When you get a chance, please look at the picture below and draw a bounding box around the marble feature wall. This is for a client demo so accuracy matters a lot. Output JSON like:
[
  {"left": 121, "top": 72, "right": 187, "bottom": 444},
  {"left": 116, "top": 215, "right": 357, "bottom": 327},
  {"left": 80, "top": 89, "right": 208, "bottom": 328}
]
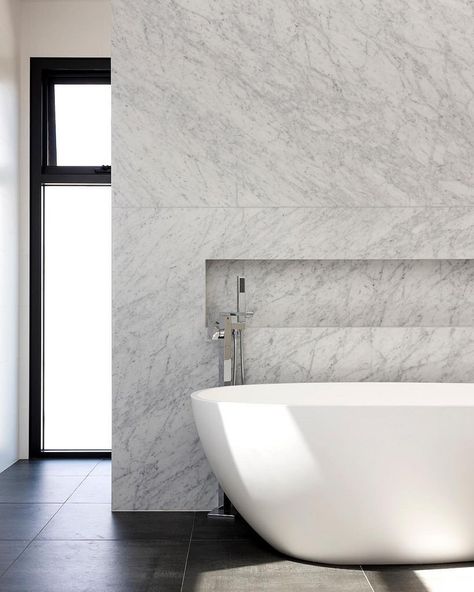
[{"left": 112, "top": 0, "right": 474, "bottom": 510}]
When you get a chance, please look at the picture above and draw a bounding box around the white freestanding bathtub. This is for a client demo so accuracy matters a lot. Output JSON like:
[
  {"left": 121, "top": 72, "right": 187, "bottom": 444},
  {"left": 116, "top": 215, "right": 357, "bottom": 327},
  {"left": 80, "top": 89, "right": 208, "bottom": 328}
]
[{"left": 191, "top": 382, "right": 474, "bottom": 565}]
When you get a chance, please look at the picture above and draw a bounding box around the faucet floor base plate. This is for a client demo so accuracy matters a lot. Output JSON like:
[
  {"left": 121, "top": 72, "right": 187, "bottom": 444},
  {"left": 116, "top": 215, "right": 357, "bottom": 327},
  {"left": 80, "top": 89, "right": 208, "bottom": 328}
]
[{"left": 207, "top": 505, "right": 235, "bottom": 520}]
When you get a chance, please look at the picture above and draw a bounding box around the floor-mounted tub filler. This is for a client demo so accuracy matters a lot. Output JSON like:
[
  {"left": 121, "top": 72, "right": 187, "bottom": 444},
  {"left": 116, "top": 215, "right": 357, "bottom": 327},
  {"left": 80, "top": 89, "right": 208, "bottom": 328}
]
[{"left": 191, "top": 382, "right": 474, "bottom": 565}]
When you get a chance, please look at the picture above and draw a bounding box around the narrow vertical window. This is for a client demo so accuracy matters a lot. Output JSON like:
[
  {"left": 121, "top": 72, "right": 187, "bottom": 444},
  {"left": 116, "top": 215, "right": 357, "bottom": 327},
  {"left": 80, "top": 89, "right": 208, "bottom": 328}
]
[{"left": 30, "top": 59, "right": 111, "bottom": 457}]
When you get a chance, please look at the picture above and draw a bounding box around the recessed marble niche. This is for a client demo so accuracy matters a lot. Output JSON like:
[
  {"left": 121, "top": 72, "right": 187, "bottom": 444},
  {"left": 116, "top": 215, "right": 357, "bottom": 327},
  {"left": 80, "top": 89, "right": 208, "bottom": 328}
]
[
  {"left": 206, "top": 259, "right": 474, "bottom": 328},
  {"left": 206, "top": 259, "right": 474, "bottom": 384}
]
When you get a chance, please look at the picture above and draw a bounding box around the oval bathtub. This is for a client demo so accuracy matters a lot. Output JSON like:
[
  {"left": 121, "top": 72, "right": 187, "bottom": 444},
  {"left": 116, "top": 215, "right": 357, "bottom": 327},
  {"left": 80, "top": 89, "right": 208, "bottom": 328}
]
[{"left": 191, "top": 382, "right": 474, "bottom": 565}]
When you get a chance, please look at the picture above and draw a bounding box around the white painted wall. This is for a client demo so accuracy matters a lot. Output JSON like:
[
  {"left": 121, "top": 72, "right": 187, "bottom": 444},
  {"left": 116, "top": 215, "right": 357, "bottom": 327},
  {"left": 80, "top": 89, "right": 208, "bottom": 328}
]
[
  {"left": 18, "top": 0, "right": 111, "bottom": 457},
  {"left": 0, "top": 0, "right": 20, "bottom": 472}
]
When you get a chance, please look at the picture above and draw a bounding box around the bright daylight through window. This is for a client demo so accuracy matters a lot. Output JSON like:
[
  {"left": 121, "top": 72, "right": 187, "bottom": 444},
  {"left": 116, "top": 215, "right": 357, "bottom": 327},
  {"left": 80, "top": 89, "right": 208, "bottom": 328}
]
[
  {"left": 43, "top": 186, "right": 111, "bottom": 450},
  {"left": 30, "top": 59, "right": 112, "bottom": 453}
]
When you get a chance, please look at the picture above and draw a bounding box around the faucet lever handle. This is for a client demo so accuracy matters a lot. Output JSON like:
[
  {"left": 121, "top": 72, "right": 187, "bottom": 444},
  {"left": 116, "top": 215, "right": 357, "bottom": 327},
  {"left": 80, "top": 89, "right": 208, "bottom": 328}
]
[{"left": 211, "top": 328, "right": 225, "bottom": 340}]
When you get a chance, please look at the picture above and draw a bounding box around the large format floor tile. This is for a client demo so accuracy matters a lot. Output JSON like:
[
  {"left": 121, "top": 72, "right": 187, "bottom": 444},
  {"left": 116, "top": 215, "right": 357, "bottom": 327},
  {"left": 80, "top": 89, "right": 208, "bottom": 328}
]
[
  {"left": 0, "top": 475, "right": 84, "bottom": 503},
  {"left": 182, "top": 540, "right": 372, "bottom": 592},
  {"left": 4, "top": 460, "right": 474, "bottom": 592},
  {"left": 0, "top": 460, "right": 100, "bottom": 479},
  {"left": 0, "top": 541, "right": 29, "bottom": 575},
  {"left": 365, "top": 564, "right": 474, "bottom": 592},
  {"left": 67, "top": 475, "right": 111, "bottom": 503},
  {"left": 0, "top": 504, "right": 60, "bottom": 540},
  {"left": 0, "top": 540, "right": 188, "bottom": 592},
  {"left": 39, "top": 504, "right": 194, "bottom": 540}
]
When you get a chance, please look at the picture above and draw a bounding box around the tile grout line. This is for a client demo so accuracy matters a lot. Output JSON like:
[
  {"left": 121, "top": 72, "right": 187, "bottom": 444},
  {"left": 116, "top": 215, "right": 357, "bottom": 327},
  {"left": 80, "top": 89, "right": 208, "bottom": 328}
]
[
  {"left": 52, "top": 460, "right": 103, "bottom": 507},
  {"left": 1, "top": 537, "right": 198, "bottom": 542},
  {"left": 0, "top": 460, "right": 102, "bottom": 579},
  {"left": 179, "top": 512, "right": 196, "bottom": 592},
  {"left": 361, "top": 566, "right": 376, "bottom": 592}
]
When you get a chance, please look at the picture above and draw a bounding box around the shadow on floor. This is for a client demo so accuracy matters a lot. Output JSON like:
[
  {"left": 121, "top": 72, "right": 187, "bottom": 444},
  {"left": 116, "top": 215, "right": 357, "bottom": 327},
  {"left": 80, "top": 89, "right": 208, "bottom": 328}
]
[
  {"left": 366, "top": 568, "right": 430, "bottom": 592},
  {"left": 184, "top": 516, "right": 372, "bottom": 592}
]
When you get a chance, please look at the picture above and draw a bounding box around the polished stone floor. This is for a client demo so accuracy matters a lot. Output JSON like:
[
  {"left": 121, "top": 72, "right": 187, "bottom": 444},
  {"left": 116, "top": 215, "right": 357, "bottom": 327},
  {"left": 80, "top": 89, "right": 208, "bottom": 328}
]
[{"left": 0, "top": 459, "right": 473, "bottom": 591}]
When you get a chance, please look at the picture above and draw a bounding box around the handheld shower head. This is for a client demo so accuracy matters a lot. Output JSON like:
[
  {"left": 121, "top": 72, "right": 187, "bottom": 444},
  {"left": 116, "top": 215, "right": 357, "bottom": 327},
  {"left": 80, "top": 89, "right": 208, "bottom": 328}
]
[{"left": 237, "top": 275, "right": 246, "bottom": 318}]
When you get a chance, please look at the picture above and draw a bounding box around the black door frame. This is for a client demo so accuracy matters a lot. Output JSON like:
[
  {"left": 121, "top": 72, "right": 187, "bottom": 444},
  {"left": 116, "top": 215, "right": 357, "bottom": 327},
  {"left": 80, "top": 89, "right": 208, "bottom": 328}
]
[{"left": 29, "top": 57, "right": 112, "bottom": 459}]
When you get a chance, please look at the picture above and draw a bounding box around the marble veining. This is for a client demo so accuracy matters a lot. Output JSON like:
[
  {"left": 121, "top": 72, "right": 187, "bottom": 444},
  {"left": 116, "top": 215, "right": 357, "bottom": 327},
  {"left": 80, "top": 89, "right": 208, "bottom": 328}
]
[
  {"left": 112, "top": 207, "right": 474, "bottom": 510},
  {"left": 244, "top": 327, "right": 474, "bottom": 384},
  {"left": 112, "top": 0, "right": 474, "bottom": 510},
  {"left": 207, "top": 259, "right": 474, "bottom": 327},
  {"left": 113, "top": 0, "right": 474, "bottom": 208}
]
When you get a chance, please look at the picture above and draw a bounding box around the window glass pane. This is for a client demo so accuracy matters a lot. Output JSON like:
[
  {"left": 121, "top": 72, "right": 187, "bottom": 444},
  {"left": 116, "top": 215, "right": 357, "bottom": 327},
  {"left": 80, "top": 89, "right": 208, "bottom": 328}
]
[
  {"left": 43, "top": 185, "right": 111, "bottom": 450},
  {"left": 54, "top": 84, "right": 111, "bottom": 166}
]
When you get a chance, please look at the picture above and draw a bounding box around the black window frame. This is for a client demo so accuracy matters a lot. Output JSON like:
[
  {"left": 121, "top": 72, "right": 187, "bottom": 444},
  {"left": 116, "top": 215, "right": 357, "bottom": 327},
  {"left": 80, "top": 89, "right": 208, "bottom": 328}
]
[{"left": 29, "top": 57, "right": 111, "bottom": 459}]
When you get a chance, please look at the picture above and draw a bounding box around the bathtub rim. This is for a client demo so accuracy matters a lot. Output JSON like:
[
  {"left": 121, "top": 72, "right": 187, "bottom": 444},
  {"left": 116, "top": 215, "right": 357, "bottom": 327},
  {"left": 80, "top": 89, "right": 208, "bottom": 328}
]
[{"left": 191, "top": 381, "right": 474, "bottom": 406}]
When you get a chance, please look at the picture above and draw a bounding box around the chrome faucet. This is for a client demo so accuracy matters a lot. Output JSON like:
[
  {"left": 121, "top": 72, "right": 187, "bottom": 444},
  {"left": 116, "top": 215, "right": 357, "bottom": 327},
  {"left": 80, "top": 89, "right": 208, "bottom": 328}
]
[
  {"left": 211, "top": 276, "right": 253, "bottom": 386},
  {"left": 209, "top": 276, "right": 253, "bottom": 519}
]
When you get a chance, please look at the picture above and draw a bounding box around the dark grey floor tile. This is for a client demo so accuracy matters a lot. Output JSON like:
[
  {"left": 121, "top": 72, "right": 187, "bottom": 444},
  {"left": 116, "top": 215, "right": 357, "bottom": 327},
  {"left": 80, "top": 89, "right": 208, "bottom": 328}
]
[
  {"left": 0, "top": 475, "right": 84, "bottom": 503},
  {"left": 193, "top": 511, "right": 259, "bottom": 541},
  {"left": 89, "top": 460, "right": 111, "bottom": 476},
  {"left": 67, "top": 475, "right": 111, "bottom": 503},
  {"left": 39, "top": 504, "right": 194, "bottom": 540},
  {"left": 0, "top": 460, "right": 100, "bottom": 478},
  {"left": 182, "top": 540, "right": 371, "bottom": 592},
  {"left": 0, "top": 504, "right": 61, "bottom": 540},
  {"left": 365, "top": 563, "right": 474, "bottom": 592},
  {"left": 0, "top": 540, "right": 187, "bottom": 592},
  {"left": 0, "top": 541, "right": 29, "bottom": 575}
]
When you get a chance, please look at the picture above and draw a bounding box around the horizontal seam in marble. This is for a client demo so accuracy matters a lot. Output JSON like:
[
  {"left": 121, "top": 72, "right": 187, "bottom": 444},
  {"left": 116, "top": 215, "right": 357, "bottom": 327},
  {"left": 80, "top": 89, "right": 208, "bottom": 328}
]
[
  {"left": 239, "top": 325, "right": 474, "bottom": 329},
  {"left": 111, "top": 205, "right": 474, "bottom": 210}
]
